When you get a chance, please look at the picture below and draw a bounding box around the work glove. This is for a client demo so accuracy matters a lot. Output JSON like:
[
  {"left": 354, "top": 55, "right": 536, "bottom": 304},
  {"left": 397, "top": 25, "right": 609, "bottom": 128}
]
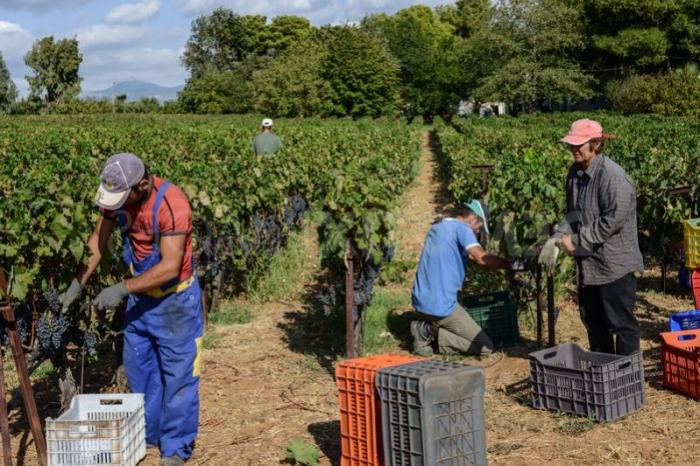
[
  {"left": 59, "top": 278, "right": 83, "bottom": 312},
  {"left": 538, "top": 238, "right": 560, "bottom": 274},
  {"left": 92, "top": 282, "right": 129, "bottom": 311}
]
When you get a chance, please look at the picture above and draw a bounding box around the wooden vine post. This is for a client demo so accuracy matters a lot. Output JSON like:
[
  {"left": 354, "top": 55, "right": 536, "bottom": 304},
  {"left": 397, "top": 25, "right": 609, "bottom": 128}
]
[
  {"left": 344, "top": 241, "right": 357, "bottom": 359},
  {"left": 0, "top": 268, "right": 48, "bottom": 466}
]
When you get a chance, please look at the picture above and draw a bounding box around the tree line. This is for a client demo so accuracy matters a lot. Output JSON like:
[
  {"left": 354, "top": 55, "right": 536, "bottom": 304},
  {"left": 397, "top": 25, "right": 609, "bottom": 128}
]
[{"left": 3, "top": 0, "right": 700, "bottom": 117}]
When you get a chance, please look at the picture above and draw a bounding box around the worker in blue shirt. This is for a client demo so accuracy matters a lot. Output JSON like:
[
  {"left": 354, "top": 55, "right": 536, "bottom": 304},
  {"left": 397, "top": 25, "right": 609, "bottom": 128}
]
[{"left": 411, "top": 200, "right": 510, "bottom": 356}]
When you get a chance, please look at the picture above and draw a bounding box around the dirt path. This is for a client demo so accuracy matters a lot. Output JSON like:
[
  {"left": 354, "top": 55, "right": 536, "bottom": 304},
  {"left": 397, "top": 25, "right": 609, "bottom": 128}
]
[{"left": 394, "top": 131, "right": 453, "bottom": 263}]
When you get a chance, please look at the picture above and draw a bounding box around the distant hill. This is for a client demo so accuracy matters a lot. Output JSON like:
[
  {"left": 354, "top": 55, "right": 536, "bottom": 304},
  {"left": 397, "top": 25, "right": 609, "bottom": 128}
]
[{"left": 84, "top": 81, "right": 184, "bottom": 102}]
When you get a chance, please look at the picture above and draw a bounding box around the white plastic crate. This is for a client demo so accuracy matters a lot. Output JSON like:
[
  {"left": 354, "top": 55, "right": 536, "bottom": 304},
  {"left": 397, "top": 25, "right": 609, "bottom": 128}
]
[{"left": 46, "top": 393, "right": 146, "bottom": 466}]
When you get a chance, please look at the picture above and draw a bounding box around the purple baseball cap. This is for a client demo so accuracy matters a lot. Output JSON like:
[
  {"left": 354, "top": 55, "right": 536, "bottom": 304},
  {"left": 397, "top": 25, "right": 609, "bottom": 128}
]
[{"left": 94, "top": 153, "right": 145, "bottom": 210}]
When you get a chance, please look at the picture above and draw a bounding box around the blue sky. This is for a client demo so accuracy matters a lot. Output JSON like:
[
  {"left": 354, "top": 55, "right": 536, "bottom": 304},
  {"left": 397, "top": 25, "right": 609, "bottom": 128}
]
[{"left": 0, "top": 0, "right": 448, "bottom": 96}]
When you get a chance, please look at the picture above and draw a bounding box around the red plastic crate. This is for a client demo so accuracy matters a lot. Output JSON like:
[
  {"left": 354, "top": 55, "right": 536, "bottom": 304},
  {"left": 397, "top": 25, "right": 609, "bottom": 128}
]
[
  {"left": 692, "top": 270, "right": 700, "bottom": 309},
  {"left": 335, "top": 354, "right": 424, "bottom": 466},
  {"left": 661, "top": 329, "right": 700, "bottom": 400}
]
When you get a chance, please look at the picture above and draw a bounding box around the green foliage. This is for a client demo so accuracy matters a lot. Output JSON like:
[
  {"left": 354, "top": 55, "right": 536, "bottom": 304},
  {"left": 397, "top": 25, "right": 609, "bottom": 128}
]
[
  {"left": 593, "top": 27, "right": 670, "bottom": 67},
  {"left": 0, "top": 115, "right": 420, "bottom": 299},
  {"left": 583, "top": 0, "right": 700, "bottom": 71},
  {"left": 267, "top": 15, "right": 313, "bottom": 53},
  {"left": 253, "top": 38, "right": 334, "bottom": 117},
  {"left": 0, "top": 52, "right": 17, "bottom": 113},
  {"left": 284, "top": 438, "right": 320, "bottom": 466},
  {"left": 183, "top": 8, "right": 258, "bottom": 77},
  {"left": 473, "top": 0, "right": 593, "bottom": 110},
  {"left": 364, "top": 6, "right": 462, "bottom": 118},
  {"left": 24, "top": 36, "right": 82, "bottom": 104},
  {"left": 178, "top": 65, "right": 256, "bottom": 114},
  {"left": 607, "top": 68, "right": 700, "bottom": 117},
  {"left": 435, "top": 112, "right": 700, "bottom": 266},
  {"left": 436, "top": 0, "right": 492, "bottom": 38},
  {"left": 320, "top": 26, "right": 401, "bottom": 117}
]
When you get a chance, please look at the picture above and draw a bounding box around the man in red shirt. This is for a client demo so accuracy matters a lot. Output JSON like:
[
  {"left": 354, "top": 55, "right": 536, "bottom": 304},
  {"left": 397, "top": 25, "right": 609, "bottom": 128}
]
[{"left": 60, "top": 153, "right": 203, "bottom": 466}]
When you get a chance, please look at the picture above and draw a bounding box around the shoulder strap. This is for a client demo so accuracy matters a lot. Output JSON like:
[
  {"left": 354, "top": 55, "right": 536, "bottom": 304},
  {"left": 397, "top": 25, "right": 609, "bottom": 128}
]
[{"left": 151, "top": 181, "right": 172, "bottom": 243}]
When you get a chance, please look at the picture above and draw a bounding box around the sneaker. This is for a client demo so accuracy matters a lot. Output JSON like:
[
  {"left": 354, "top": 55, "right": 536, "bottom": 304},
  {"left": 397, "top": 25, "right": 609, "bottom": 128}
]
[
  {"left": 411, "top": 320, "right": 436, "bottom": 356},
  {"left": 160, "top": 456, "right": 185, "bottom": 466}
]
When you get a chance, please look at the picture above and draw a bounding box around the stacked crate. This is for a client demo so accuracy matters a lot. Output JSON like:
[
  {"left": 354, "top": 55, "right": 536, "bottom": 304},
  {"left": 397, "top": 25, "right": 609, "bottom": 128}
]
[
  {"left": 335, "top": 354, "right": 424, "bottom": 466},
  {"left": 660, "top": 329, "right": 700, "bottom": 400},
  {"left": 684, "top": 219, "right": 700, "bottom": 308},
  {"left": 376, "top": 359, "right": 486, "bottom": 466}
]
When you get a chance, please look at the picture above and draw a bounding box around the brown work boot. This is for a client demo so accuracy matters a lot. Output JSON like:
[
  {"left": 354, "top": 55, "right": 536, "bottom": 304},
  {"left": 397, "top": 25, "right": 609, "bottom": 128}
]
[{"left": 411, "top": 320, "right": 436, "bottom": 356}]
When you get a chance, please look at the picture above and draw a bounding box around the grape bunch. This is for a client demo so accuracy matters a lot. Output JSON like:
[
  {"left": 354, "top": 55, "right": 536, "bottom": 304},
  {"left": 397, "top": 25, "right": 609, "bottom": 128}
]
[
  {"left": 35, "top": 289, "right": 72, "bottom": 356},
  {"left": 284, "top": 194, "right": 308, "bottom": 228},
  {"left": 83, "top": 330, "right": 97, "bottom": 357},
  {"left": 316, "top": 243, "right": 396, "bottom": 320}
]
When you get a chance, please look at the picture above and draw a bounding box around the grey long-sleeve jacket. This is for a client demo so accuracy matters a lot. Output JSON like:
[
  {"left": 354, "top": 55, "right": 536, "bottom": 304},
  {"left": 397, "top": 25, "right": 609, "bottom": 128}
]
[{"left": 553, "top": 154, "right": 644, "bottom": 286}]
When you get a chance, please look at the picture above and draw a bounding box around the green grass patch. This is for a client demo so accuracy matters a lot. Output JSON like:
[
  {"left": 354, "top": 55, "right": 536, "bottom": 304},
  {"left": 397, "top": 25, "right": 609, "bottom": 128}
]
[
  {"left": 362, "top": 289, "right": 412, "bottom": 355},
  {"left": 209, "top": 300, "right": 253, "bottom": 326},
  {"left": 553, "top": 412, "right": 596, "bottom": 436},
  {"left": 249, "top": 228, "right": 315, "bottom": 303},
  {"left": 32, "top": 360, "right": 54, "bottom": 379},
  {"left": 379, "top": 258, "right": 416, "bottom": 285},
  {"left": 201, "top": 332, "right": 222, "bottom": 350}
]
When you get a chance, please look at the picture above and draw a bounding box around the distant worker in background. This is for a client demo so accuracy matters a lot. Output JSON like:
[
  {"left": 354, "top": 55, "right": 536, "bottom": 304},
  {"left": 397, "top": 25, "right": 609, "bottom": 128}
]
[
  {"left": 410, "top": 200, "right": 511, "bottom": 357},
  {"left": 253, "top": 118, "right": 283, "bottom": 156}
]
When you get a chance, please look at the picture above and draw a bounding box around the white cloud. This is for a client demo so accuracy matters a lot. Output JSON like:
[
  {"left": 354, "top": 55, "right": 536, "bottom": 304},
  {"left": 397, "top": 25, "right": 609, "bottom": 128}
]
[
  {"left": 107, "top": 0, "right": 161, "bottom": 25},
  {"left": 76, "top": 24, "right": 146, "bottom": 50},
  {"left": 178, "top": 0, "right": 446, "bottom": 24},
  {"left": 0, "top": 20, "right": 26, "bottom": 35},
  {"left": 0, "top": 20, "right": 33, "bottom": 61},
  {"left": 0, "top": 0, "right": 92, "bottom": 11}
]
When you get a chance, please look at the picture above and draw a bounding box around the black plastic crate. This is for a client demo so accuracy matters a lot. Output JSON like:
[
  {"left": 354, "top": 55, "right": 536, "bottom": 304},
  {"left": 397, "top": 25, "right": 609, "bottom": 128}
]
[
  {"left": 529, "top": 343, "right": 645, "bottom": 422},
  {"left": 375, "top": 359, "right": 486, "bottom": 466},
  {"left": 461, "top": 291, "right": 519, "bottom": 348}
]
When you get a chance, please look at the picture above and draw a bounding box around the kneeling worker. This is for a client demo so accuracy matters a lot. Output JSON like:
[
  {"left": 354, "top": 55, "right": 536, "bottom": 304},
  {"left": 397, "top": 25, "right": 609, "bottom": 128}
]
[
  {"left": 411, "top": 200, "right": 509, "bottom": 356},
  {"left": 59, "top": 153, "right": 203, "bottom": 466}
]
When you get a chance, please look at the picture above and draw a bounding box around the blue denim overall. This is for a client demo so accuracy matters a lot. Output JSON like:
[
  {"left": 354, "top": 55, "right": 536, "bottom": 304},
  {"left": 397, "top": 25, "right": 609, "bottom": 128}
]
[{"left": 117, "top": 182, "right": 203, "bottom": 460}]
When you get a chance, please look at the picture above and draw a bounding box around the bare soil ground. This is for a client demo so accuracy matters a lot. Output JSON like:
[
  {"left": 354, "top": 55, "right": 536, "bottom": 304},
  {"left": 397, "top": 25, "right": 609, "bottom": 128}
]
[{"left": 5, "top": 130, "right": 698, "bottom": 465}]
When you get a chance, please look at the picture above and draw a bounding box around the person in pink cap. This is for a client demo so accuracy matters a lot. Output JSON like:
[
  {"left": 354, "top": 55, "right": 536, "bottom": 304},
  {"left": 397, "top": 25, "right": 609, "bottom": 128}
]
[{"left": 538, "top": 119, "right": 644, "bottom": 355}]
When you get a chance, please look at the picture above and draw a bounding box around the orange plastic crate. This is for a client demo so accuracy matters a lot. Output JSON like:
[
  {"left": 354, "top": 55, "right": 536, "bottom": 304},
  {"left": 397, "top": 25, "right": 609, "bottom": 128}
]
[
  {"left": 661, "top": 329, "right": 700, "bottom": 400},
  {"left": 335, "top": 354, "right": 424, "bottom": 466}
]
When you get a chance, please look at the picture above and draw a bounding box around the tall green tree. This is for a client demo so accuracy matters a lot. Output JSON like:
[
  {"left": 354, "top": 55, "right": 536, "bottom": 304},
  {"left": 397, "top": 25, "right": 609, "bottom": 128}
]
[
  {"left": 178, "top": 59, "right": 258, "bottom": 114},
  {"left": 0, "top": 51, "right": 18, "bottom": 113},
  {"left": 320, "top": 26, "right": 401, "bottom": 117},
  {"left": 182, "top": 8, "right": 257, "bottom": 77},
  {"left": 473, "top": 0, "right": 593, "bottom": 111},
  {"left": 24, "top": 37, "right": 82, "bottom": 104},
  {"left": 363, "top": 6, "right": 462, "bottom": 118},
  {"left": 267, "top": 16, "right": 313, "bottom": 54},
  {"left": 583, "top": 0, "right": 700, "bottom": 72},
  {"left": 436, "top": 0, "right": 492, "bottom": 37},
  {"left": 183, "top": 8, "right": 314, "bottom": 77},
  {"left": 253, "top": 38, "right": 334, "bottom": 117}
]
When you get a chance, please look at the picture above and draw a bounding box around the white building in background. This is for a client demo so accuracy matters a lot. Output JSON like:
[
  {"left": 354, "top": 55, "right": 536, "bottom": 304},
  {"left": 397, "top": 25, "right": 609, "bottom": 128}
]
[{"left": 458, "top": 100, "right": 508, "bottom": 117}]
